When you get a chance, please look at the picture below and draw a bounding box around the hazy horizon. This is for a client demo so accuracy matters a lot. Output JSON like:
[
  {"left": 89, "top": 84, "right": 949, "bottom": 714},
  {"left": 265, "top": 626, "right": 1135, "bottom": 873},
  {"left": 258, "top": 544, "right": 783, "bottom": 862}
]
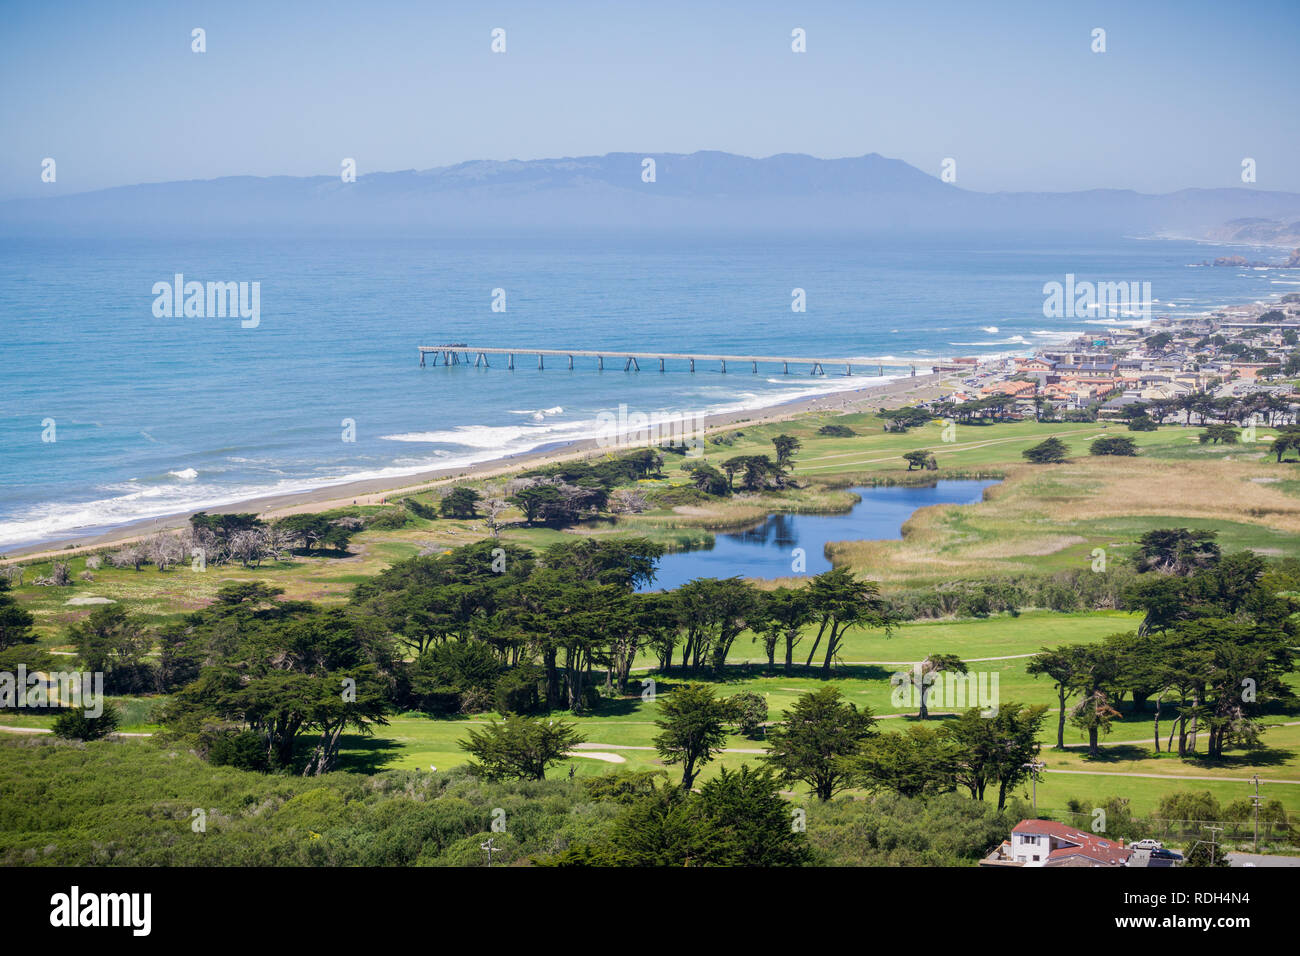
[
  {"left": 3, "top": 0, "right": 1298, "bottom": 201},
  {"left": 11, "top": 148, "right": 1300, "bottom": 204}
]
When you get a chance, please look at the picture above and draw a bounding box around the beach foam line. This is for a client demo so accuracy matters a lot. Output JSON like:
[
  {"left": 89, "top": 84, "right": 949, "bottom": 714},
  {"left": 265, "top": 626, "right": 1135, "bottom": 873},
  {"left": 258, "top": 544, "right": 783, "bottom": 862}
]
[{"left": 0, "top": 372, "right": 936, "bottom": 551}]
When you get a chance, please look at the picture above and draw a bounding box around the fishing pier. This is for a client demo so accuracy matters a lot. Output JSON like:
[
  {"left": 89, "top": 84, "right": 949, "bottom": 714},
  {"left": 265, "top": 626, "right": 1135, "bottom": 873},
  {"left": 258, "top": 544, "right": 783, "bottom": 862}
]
[{"left": 419, "top": 345, "right": 915, "bottom": 377}]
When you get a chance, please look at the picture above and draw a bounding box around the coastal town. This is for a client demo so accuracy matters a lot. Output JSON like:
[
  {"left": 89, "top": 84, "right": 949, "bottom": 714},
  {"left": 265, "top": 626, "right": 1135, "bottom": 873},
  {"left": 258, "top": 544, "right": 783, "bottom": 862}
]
[{"left": 929, "top": 293, "right": 1300, "bottom": 427}]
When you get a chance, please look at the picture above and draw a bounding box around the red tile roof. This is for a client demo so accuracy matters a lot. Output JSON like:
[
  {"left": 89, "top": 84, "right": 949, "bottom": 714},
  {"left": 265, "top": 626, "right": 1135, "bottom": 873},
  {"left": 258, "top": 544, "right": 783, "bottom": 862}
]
[{"left": 1012, "top": 819, "right": 1131, "bottom": 866}]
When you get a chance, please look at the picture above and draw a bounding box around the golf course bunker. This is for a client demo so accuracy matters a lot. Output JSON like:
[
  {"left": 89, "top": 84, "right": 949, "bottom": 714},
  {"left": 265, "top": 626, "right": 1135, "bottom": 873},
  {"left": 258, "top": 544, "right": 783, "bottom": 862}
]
[{"left": 567, "top": 751, "right": 627, "bottom": 763}]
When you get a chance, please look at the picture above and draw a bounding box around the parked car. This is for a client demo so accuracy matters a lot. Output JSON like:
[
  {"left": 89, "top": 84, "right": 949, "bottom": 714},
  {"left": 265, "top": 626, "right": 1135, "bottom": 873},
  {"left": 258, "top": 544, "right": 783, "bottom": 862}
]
[{"left": 1131, "top": 839, "right": 1163, "bottom": 850}]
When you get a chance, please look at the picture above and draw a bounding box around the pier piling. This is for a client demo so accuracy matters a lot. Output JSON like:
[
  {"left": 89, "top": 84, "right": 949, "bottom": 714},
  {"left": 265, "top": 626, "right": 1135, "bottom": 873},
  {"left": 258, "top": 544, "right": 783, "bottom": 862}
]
[{"left": 417, "top": 345, "right": 904, "bottom": 380}]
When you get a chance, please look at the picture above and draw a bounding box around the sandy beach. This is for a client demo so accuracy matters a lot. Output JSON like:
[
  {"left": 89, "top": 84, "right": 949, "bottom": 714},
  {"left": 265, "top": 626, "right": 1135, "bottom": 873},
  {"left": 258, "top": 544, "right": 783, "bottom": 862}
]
[{"left": 2, "top": 371, "right": 951, "bottom": 563}]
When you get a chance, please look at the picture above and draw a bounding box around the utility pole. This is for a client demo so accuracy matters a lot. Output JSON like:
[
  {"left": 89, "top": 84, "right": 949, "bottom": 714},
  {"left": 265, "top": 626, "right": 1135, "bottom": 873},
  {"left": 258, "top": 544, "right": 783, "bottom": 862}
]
[
  {"left": 1251, "top": 774, "right": 1262, "bottom": 853},
  {"left": 1023, "top": 760, "right": 1046, "bottom": 814},
  {"left": 1202, "top": 825, "right": 1224, "bottom": 867},
  {"left": 481, "top": 837, "right": 500, "bottom": 867}
]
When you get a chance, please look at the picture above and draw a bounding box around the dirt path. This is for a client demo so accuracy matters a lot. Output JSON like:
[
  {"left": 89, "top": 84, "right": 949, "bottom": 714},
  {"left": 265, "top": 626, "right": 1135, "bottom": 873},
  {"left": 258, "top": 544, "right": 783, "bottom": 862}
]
[
  {"left": 0, "top": 726, "right": 153, "bottom": 737},
  {"left": 1044, "top": 768, "right": 1300, "bottom": 785},
  {"left": 837, "top": 653, "right": 1037, "bottom": 665},
  {"left": 574, "top": 742, "right": 768, "bottom": 755}
]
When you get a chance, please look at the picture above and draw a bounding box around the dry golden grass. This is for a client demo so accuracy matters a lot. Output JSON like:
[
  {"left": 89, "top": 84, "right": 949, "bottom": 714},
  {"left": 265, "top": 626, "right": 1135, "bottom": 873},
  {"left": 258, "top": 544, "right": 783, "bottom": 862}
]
[
  {"left": 828, "top": 455, "right": 1300, "bottom": 584},
  {"left": 1016, "top": 457, "right": 1300, "bottom": 529},
  {"left": 959, "top": 534, "right": 1089, "bottom": 559}
]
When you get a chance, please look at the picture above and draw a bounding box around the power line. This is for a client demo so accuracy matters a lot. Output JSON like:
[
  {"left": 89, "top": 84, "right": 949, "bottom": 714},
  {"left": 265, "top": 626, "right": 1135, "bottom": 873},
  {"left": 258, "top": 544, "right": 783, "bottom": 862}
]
[
  {"left": 1200, "top": 825, "right": 1224, "bottom": 866},
  {"left": 1251, "top": 774, "right": 1263, "bottom": 853}
]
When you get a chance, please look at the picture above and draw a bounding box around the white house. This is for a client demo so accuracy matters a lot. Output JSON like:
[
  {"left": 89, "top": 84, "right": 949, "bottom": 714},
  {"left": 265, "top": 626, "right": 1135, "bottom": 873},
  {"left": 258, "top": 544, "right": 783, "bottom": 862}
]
[{"left": 983, "top": 820, "right": 1132, "bottom": 867}]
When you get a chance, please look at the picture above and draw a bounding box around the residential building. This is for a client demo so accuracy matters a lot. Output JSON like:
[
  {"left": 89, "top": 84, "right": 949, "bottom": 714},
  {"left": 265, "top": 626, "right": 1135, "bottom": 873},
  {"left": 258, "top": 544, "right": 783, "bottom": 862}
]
[{"left": 981, "top": 820, "right": 1132, "bottom": 867}]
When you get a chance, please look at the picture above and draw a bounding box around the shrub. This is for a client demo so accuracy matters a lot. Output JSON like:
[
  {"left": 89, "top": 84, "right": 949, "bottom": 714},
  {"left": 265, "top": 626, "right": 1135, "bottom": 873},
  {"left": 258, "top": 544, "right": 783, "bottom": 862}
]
[
  {"left": 608, "top": 489, "right": 649, "bottom": 514},
  {"left": 1061, "top": 796, "right": 1144, "bottom": 842},
  {"left": 649, "top": 484, "right": 711, "bottom": 507},
  {"left": 495, "top": 666, "right": 544, "bottom": 715},
  {"left": 366, "top": 507, "right": 410, "bottom": 530},
  {"left": 420, "top": 686, "right": 463, "bottom": 716},
  {"left": 726, "top": 692, "right": 768, "bottom": 737},
  {"left": 956, "top": 591, "right": 993, "bottom": 618},
  {"left": 805, "top": 792, "right": 1010, "bottom": 866},
  {"left": 459, "top": 686, "right": 495, "bottom": 715},
  {"left": 439, "top": 487, "right": 482, "bottom": 518},
  {"left": 817, "top": 424, "right": 856, "bottom": 437},
  {"left": 1090, "top": 435, "right": 1138, "bottom": 456},
  {"left": 1022, "top": 437, "right": 1068, "bottom": 464},
  {"left": 1128, "top": 415, "right": 1158, "bottom": 431},
  {"left": 402, "top": 497, "right": 438, "bottom": 520},
  {"left": 1199, "top": 424, "right": 1239, "bottom": 445},
  {"left": 203, "top": 729, "right": 271, "bottom": 772},
  {"left": 51, "top": 702, "right": 120, "bottom": 741},
  {"left": 34, "top": 562, "right": 72, "bottom": 586},
  {"left": 414, "top": 641, "right": 501, "bottom": 695}
]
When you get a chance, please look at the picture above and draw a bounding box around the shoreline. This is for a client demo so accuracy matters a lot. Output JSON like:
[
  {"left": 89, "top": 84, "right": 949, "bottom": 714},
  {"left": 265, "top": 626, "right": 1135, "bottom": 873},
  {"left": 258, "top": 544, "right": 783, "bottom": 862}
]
[
  {"left": 9, "top": 273, "right": 1290, "bottom": 565},
  {"left": 1, "top": 371, "right": 952, "bottom": 563}
]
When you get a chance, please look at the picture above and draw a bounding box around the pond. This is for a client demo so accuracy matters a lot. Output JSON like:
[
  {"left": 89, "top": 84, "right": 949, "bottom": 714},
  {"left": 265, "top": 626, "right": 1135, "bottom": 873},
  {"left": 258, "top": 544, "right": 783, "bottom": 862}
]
[{"left": 643, "top": 479, "right": 999, "bottom": 591}]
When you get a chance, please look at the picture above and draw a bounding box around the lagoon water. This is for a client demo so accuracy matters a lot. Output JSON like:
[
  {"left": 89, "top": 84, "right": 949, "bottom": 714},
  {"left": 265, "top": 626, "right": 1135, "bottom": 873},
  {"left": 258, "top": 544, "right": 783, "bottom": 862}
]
[
  {"left": 645, "top": 479, "right": 1000, "bottom": 591},
  {"left": 1, "top": 234, "right": 1294, "bottom": 550}
]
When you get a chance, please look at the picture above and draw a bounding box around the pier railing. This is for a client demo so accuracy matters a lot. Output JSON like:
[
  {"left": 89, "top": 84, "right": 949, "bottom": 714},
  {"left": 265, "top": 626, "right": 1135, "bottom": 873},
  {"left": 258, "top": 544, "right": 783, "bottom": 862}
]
[{"left": 419, "top": 345, "right": 917, "bottom": 377}]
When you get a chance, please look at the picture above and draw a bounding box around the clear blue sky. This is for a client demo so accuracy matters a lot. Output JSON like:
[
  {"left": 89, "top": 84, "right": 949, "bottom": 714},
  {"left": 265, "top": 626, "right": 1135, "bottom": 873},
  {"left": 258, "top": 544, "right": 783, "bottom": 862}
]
[{"left": 2, "top": 0, "right": 1297, "bottom": 200}]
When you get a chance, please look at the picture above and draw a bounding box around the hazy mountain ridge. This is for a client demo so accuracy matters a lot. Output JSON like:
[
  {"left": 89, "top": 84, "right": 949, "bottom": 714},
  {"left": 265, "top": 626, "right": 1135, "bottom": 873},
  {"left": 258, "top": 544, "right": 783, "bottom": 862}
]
[
  {"left": 5, "top": 151, "right": 1300, "bottom": 238},
  {"left": 1199, "top": 216, "right": 1300, "bottom": 247}
]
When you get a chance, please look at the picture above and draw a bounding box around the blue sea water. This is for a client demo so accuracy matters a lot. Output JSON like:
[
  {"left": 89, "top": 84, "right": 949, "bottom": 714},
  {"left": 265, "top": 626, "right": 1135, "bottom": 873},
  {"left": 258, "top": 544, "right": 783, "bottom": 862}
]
[{"left": 1, "top": 234, "right": 1295, "bottom": 550}]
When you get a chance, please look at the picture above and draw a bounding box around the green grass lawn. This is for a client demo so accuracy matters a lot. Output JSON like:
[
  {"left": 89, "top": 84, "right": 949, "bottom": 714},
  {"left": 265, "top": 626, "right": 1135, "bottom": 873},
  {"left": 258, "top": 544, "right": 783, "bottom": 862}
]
[
  {"left": 717, "top": 609, "right": 1142, "bottom": 664},
  {"left": 307, "top": 606, "right": 1300, "bottom": 816},
  {"left": 7, "top": 599, "right": 1298, "bottom": 817},
  {"left": 6, "top": 413, "right": 1300, "bottom": 844}
]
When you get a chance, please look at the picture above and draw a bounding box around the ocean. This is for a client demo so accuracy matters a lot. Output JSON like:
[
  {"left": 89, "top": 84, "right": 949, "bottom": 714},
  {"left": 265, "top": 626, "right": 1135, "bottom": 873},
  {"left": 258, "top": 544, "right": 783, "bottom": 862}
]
[{"left": 1, "top": 234, "right": 1296, "bottom": 551}]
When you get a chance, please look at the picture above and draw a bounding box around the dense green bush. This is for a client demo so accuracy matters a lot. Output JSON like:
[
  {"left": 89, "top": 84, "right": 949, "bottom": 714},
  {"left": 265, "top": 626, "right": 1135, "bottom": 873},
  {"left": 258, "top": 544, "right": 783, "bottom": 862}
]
[
  {"left": 51, "top": 703, "right": 120, "bottom": 741},
  {"left": 521, "top": 449, "right": 662, "bottom": 488},
  {"left": 888, "top": 566, "right": 1137, "bottom": 619},
  {"left": 401, "top": 497, "right": 438, "bottom": 520},
  {"left": 412, "top": 641, "right": 501, "bottom": 705},
  {"left": 203, "top": 729, "right": 271, "bottom": 773},
  {"left": 365, "top": 507, "right": 411, "bottom": 530},
  {"left": 648, "top": 484, "right": 712, "bottom": 507},
  {"left": 0, "top": 739, "right": 620, "bottom": 867},
  {"left": 803, "top": 792, "right": 1010, "bottom": 866},
  {"left": 495, "top": 665, "right": 544, "bottom": 715},
  {"left": 419, "top": 686, "right": 463, "bottom": 717},
  {"left": 1090, "top": 435, "right": 1138, "bottom": 456},
  {"left": 726, "top": 692, "right": 768, "bottom": 737}
]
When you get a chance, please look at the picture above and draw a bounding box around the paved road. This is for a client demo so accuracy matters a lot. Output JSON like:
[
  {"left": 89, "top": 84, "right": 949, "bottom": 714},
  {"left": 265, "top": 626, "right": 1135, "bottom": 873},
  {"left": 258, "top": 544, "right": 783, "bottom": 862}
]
[
  {"left": 1226, "top": 852, "right": 1300, "bottom": 867},
  {"left": 0, "top": 725, "right": 152, "bottom": 737},
  {"left": 1044, "top": 768, "right": 1300, "bottom": 785}
]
